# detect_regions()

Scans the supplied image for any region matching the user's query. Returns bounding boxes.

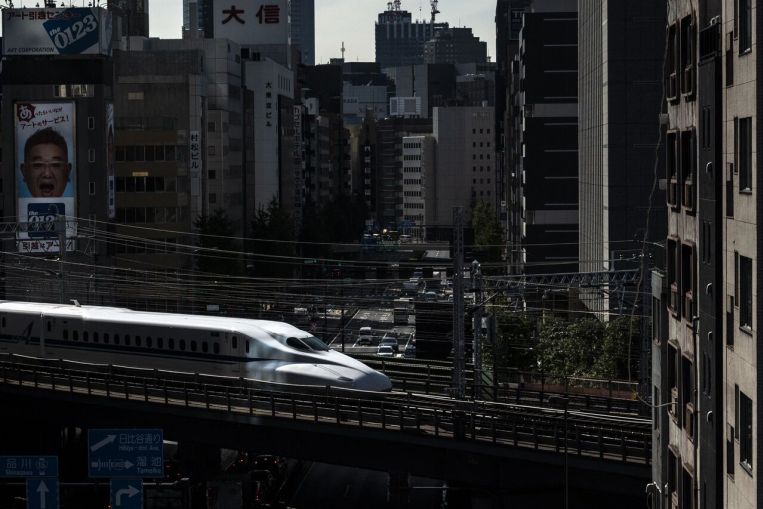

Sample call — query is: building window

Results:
[740,255,753,330]
[209,145,216,156]
[739,0,752,54]
[681,130,696,211]
[127,91,144,101]
[738,117,752,192]
[88,149,96,163]
[208,121,216,132]
[681,243,696,321]
[680,16,696,97]
[208,170,216,180]
[740,391,753,472]
[667,131,679,207]
[667,24,679,100]
[88,116,95,130]
[89,182,95,195]
[209,193,217,204]
[667,238,680,316]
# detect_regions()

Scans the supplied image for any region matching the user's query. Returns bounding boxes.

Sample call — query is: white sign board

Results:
[213,0,289,46]
[2,7,112,56]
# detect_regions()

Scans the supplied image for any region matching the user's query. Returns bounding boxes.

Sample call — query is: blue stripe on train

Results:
[0,334,267,365]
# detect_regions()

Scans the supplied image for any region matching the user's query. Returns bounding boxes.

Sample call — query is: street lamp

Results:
[548,395,569,509]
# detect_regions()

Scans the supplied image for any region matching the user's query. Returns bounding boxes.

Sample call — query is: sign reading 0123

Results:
[43,10,99,54]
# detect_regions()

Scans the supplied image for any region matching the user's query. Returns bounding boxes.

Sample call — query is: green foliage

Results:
[193,208,240,275]
[471,201,503,266]
[535,316,638,379]
[484,309,537,372]
[250,198,296,277]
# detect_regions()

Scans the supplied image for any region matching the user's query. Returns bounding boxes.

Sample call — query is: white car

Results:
[377,345,395,357]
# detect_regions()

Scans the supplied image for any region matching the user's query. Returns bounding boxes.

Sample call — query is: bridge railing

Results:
[0,355,652,466]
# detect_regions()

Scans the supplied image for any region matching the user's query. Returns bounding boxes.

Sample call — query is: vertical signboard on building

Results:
[189,131,202,187]
[292,104,304,216]
[213,0,289,45]
[510,9,524,40]
[106,103,115,219]
[15,102,76,253]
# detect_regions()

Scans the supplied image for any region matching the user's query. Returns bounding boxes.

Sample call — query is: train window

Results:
[47,322,51,332]
[73,330,79,341]
[190,341,197,352]
[246,341,250,354]
[179,340,186,351]
[63,329,68,341]
[83,331,88,342]
[301,336,329,352]
[93,332,99,344]
[157,338,163,349]
[286,337,310,351]
[135,336,142,347]
[169,338,175,350]
[103,333,109,345]
[211,332,220,337]
[114,334,120,345]
[146,337,153,348]
[125,335,131,346]
[232,336,238,349]
[202,342,208,353]
[214,343,220,354]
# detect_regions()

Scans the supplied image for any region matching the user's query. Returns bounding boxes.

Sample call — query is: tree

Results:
[535,318,606,377]
[194,208,240,275]
[472,201,503,267]
[483,308,538,372]
[250,198,296,277]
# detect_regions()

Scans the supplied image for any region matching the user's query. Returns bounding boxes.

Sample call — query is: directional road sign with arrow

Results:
[26,478,58,509]
[110,479,143,509]
[88,429,163,478]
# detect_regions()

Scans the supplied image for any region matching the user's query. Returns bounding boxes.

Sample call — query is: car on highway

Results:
[403,344,416,359]
[380,334,399,352]
[377,345,395,357]
[357,326,374,345]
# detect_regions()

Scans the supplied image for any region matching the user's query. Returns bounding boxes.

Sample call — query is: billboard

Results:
[2,7,112,56]
[15,102,77,253]
[213,0,289,46]
[107,103,115,219]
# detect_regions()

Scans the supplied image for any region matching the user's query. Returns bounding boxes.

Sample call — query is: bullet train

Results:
[0,301,392,391]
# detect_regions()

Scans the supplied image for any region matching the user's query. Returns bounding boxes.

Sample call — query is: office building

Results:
[508,0,578,274]
[423,27,488,65]
[401,135,435,240]
[429,105,496,240]
[578,0,666,312]
[650,0,759,508]
[291,0,316,65]
[384,64,458,118]
[375,3,448,68]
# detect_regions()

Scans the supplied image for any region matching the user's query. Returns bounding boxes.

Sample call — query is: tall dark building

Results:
[375,5,448,68]
[508,0,578,274]
[423,27,488,65]
[291,0,316,65]
[111,0,150,37]
[578,0,666,312]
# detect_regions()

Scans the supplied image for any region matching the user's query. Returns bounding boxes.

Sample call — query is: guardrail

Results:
[355,356,645,416]
[0,354,651,466]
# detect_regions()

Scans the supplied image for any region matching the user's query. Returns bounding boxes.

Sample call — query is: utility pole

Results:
[472,259,482,400]
[56,215,66,304]
[452,207,465,400]
[340,281,345,353]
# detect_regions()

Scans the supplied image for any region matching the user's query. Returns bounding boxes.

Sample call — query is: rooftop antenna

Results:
[341,41,345,61]
[393,0,401,11]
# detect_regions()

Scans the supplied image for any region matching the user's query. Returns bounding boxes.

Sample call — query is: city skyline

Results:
[150,0,497,64]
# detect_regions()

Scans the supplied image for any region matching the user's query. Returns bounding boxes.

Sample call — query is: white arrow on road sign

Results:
[89,434,116,452]
[36,479,49,509]
[115,484,140,506]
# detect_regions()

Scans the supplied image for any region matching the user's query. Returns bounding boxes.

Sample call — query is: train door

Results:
[226,332,241,375]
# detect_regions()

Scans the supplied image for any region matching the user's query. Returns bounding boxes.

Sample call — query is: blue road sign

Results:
[0,456,58,478]
[26,478,59,509]
[110,479,143,509]
[88,429,163,478]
